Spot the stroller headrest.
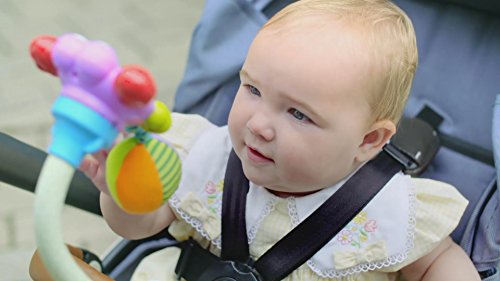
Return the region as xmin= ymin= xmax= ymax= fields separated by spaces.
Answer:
xmin=430 ymin=0 xmax=500 ymax=16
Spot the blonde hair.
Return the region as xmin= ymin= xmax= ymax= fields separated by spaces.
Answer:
xmin=262 ymin=0 xmax=418 ymax=124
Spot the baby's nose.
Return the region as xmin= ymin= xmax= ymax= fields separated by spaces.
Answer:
xmin=246 ymin=112 xmax=275 ymax=142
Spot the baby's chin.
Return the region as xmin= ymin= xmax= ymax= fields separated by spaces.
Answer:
xmin=251 ymin=180 xmax=304 ymax=194
xmin=245 ymin=175 xmax=270 ymax=188
xmin=244 ymin=174 xmax=277 ymax=190
xmin=243 ymin=170 xmax=315 ymax=193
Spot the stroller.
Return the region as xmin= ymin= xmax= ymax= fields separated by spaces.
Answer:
xmin=1 ymin=0 xmax=499 ymax=280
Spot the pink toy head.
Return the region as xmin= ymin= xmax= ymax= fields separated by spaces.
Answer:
xmin=30 ymin=33 xmax=156 ymax=130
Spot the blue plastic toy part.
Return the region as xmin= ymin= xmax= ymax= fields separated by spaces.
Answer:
xmin=50 ymin=96 xmax=118 ymax=167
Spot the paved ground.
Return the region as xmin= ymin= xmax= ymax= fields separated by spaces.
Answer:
xmin=0 ymin=0 xmax=204 ymax=280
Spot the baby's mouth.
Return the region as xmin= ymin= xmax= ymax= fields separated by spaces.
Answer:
xmin=247 ymin=146 xmax=274 ymax=163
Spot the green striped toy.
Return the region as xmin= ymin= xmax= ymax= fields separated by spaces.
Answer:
xmin=106 ymin=135 xmax=181 ymax=214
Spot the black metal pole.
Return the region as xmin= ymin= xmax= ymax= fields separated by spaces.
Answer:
xmin=0 ymin=132 xmax=102 ymax=216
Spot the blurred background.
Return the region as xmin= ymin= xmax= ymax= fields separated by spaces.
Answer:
xmin=0 ymin=0 xmax=204 ymax=280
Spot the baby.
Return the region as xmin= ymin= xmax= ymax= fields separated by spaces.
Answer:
xmin=30 ymin=0 xmax=480 ymax=280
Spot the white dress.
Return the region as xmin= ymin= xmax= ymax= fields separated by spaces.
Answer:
xmin=131 ymin=113 xmax=468 ymax=281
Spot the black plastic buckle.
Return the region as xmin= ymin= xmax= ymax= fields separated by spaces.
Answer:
xmin=175 ymin=239 xmax=262 ymax=281
xmin=384 ymin=117 xmax=440 ymax=176
xmin=383 ymin=142 xmax=418 ymax=172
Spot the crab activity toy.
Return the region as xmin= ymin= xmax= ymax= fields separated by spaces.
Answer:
xmin=31 ymin=33 xmax=181 ymax=280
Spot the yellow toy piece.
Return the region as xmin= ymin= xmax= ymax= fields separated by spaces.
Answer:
xmin=141 ymin=101 xmax=172 ymax=133
xmin=106 ymin=135 xmax=181 ymax=214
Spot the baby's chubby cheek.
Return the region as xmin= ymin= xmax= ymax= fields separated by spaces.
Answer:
xmin=228 ymin=123 xmax=245 ymax=148
xmin=275 ymin=157 xmax=320 ymax=186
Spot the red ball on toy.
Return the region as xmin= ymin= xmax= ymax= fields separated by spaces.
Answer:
xmin=30 ymin=35 xmax=58 ymax=76
xmin=114 ymin=65 xmax=156 ymax=107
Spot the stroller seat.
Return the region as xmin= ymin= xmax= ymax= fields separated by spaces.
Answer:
xmin=393 ymin=1 xmax=500 ymax=278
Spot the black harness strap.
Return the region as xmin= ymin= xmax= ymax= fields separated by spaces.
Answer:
xmin=221 ymin=149 xmax=402 ymax=281
xmin=221 ymin=150 xmax=251 ymax=262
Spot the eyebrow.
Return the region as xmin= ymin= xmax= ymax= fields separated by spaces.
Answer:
xmin=239 ymin=68 xmax=254 ymax=82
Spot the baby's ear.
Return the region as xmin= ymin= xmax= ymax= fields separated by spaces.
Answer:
xmin=356 ymin=120 xmax=396 ymax=163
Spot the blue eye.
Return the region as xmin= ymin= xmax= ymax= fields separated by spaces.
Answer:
xmin=288 ymin=108 xmax=311 ymax=122
xmin=248 ymin=85 xmax=261 ymax=97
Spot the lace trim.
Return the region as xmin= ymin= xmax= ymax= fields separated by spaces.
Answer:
xmin=305 ymin=183 xmax=418 ymax=278
xmin=169 ymin=196 xmax=222 ymax=248
xmin=169 ymin=195 xmax=281 ymax=249
xmin=247 ymin=198 xmax=276 ymax=245
xmin=287 ymin=197 xmax=301 ymax=227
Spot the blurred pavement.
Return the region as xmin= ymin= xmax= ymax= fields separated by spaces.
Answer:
xmin=0 ymin=0 xmax=204 ymax=280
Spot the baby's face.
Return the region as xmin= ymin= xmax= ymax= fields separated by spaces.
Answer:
xmin=228 ymin=17 xmax=379 ymax=194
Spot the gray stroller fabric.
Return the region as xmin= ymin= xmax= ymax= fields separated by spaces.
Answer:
xmin=173 ymin=0 xmax=268 ymax=126
xmin=397 ymin=0 xmax=500 ymax=152
xmin=394 ymin=0 xmax=500 ymax=276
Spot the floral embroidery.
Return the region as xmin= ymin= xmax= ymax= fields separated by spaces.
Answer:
xmin=337 ymin=211 xmax=378 ymax=249
xmin=338 ymin=230 xmax=353 ymax=245
xmin=205 ymin=179 xmax=224 ymax=215
xmin=352 ymin=211 xmax=367 ymax=224
xmin=364 ymin=220 xmax=377 ymax=232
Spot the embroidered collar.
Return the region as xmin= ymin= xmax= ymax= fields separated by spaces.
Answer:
xmin=245 ymin=173 xmax=416 ymax=278
xmin=245 ymin=176 xmax=347 ymax=233
xmin=169 ymin=125 xmax=417 ymax=278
